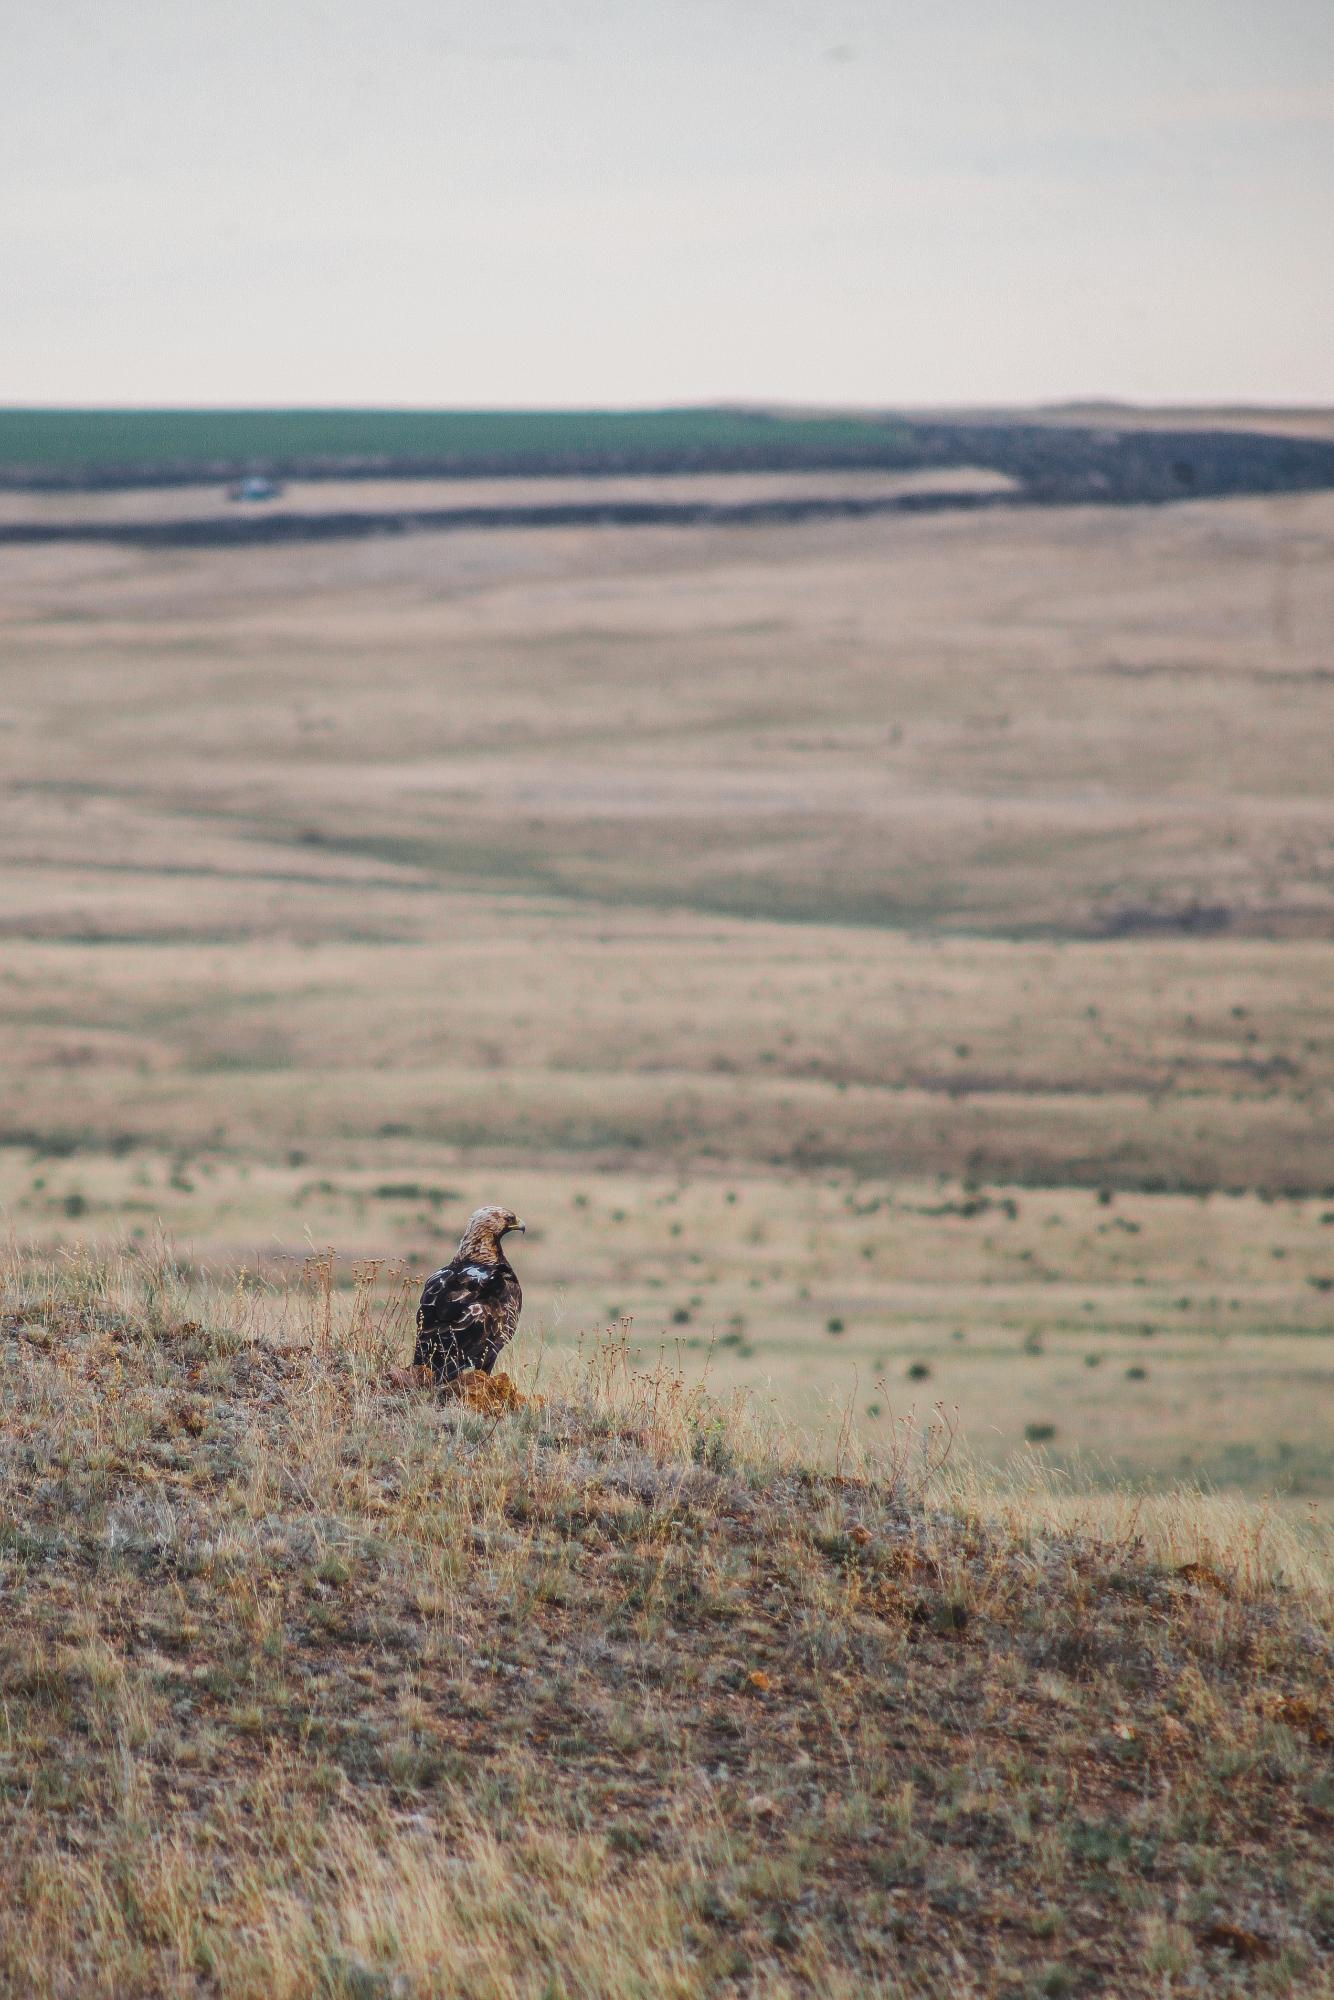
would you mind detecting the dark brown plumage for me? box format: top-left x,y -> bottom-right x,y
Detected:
409,1204 -> 525,1386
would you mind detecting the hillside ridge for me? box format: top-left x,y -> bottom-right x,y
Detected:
1,1246 -> 1329,1997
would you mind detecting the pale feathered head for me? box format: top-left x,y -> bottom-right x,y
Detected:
457,1205 -> 526,1261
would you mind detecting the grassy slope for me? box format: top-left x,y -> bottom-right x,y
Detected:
1,1248 -> 1330,1999
3,1153 -> 1333,1505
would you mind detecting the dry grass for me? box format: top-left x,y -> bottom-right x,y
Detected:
3,494 -> 1333,947
2,453 -> 1332,1991
2,925 -> 1332,1194
1,1245 -> 1330,1998
1,491 -> 1332,1512
4,1152 -> 1333,1506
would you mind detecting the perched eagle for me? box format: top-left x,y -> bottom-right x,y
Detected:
407,1204 -> 525,1387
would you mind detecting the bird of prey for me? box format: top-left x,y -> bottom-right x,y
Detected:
401,1204 -> 526,1388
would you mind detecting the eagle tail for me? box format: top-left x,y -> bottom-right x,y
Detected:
429,1338 -> 504,1385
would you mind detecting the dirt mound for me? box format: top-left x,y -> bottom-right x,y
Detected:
387,1363 -> 539,1412
1,1249 -> 1330,1997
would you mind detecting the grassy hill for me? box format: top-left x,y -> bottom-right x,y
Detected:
1,1245 -> 1330,1998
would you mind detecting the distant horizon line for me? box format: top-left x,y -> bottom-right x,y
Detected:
2,397 -> 1331,417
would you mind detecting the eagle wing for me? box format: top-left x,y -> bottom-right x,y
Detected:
413,1256 -> 521,1384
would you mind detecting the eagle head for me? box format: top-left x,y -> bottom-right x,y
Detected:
457,1204 -> 526,1262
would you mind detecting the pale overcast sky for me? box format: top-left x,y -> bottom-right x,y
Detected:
4,0 -> 1332,407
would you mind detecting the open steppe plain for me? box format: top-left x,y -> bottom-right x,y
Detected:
2,476 -> 1333,1996
2,483 -> 1332,1500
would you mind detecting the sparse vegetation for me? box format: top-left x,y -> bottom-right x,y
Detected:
1,452 -> 1332,1989
0,1245 -> 1329,1997
1,487 -> 1333,1498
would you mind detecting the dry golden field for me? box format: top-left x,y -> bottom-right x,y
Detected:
2,488 -> 1332,1506
2,484 -> 1334,1997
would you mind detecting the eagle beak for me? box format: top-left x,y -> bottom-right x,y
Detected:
513,1219 -> 527,1235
